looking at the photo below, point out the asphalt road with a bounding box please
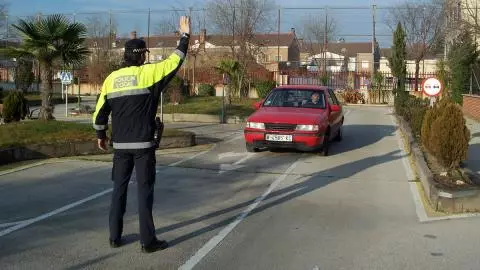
[1,106,480,270]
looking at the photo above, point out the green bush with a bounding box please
[2,91,29,123]
[394,91,409,117]
[255,80,277,98]
[428,100,470,169]
[402,96,429,137]
[198,84,215,96]
[421,97,449,152]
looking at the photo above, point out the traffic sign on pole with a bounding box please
[60,71,73,85]
[422,77,442,97]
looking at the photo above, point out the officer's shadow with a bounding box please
[153,149,404,248]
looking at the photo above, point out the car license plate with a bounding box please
[265,134,292,142]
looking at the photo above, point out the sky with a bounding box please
[5,0,404,48]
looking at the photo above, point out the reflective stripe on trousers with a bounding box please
[113,141,155,149]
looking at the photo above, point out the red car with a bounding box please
[244,85,344,156]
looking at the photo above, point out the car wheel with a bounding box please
[320,133,330,156]
[246,143,259,153]
[334,126,343,142]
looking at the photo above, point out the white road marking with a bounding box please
[224,134,243,144]
[219,153,254,174]
[0,188,113,237]
[218,152,246,159]
[344,109,351,116]
[168,144,217,167]
[0,220,31,228]
[0,143,218,238]
[389,113,429,222]
[178,157,302,270]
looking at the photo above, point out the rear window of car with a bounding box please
[262,89,326,109]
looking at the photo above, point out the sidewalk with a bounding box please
[466,117,480,175]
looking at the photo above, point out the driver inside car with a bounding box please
[303,92,322,106]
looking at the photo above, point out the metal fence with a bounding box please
[2,3,480,96]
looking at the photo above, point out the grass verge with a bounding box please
[0,120,192,148]
[161,96,259,117]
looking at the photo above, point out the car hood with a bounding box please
[248,107,327,124]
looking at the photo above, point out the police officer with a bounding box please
[92,16,190,253]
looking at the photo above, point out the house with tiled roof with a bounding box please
[299,41,380,73]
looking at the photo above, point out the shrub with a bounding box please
[428,101,470,169]
[255,80,277,98]
[165,76,184,104]
[198,84,215,96]
[2,91,29,123]
[404,96,429,137]
[394,91,409,117]
[341,89,365,104]
[421,97,450,152]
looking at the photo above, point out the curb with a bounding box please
[395,114,480,214]
[0,133,196,166]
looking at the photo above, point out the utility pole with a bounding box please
[232,5,236,59]
[324,6,328,74]
[278,8,281,63]
[147,8,151,62]
[372,1,376,76]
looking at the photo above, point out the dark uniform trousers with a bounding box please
[109,147,157,246]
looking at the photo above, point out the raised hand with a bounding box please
[179,16,191,35]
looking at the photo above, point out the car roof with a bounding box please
[275,85,329,91]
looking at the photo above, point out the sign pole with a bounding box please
[65,84,68,117]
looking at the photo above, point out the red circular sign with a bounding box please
[422,77,442,97]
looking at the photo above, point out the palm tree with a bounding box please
[215,59,242,105]
[3,14,90,120]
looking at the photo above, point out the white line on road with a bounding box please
[344,109,351,116]
[224,134,243,144]
[0,143,218,238]
[0,219,31,228]
[168,144,217,167]
[219,153,254,174]
[389,113,429,222]
[178,156,303,270]
[0,188,113,237]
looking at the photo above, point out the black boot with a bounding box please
[141,239,169,253]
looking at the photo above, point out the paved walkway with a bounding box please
[466,117,480,174]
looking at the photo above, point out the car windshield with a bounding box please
[262,89,326,109]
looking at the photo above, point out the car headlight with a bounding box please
[246,122,265,129]
[295,124,319,131]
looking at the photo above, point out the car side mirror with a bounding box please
[330,104,341,112]
[253,99,264,110]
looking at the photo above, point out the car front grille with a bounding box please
[264,123,296,131]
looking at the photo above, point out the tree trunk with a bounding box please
[38,63,54,120]
[415,59,420,92]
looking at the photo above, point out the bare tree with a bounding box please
[84,14,121,90]
[298,14,338,72]
[387,0,445,91]
[453,0,480,43]
[0,1,8,40]
[205,0,275,97]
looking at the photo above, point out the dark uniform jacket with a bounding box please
[92,35,189,150]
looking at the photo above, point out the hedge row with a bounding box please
[395,92,470,170]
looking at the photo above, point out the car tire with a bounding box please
[320,133,330,156]
[246,143,259,153]
[334,126,343,142]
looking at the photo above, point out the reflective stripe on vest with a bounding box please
[107,88,150,99]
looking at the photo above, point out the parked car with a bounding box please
[244,85,344,156]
